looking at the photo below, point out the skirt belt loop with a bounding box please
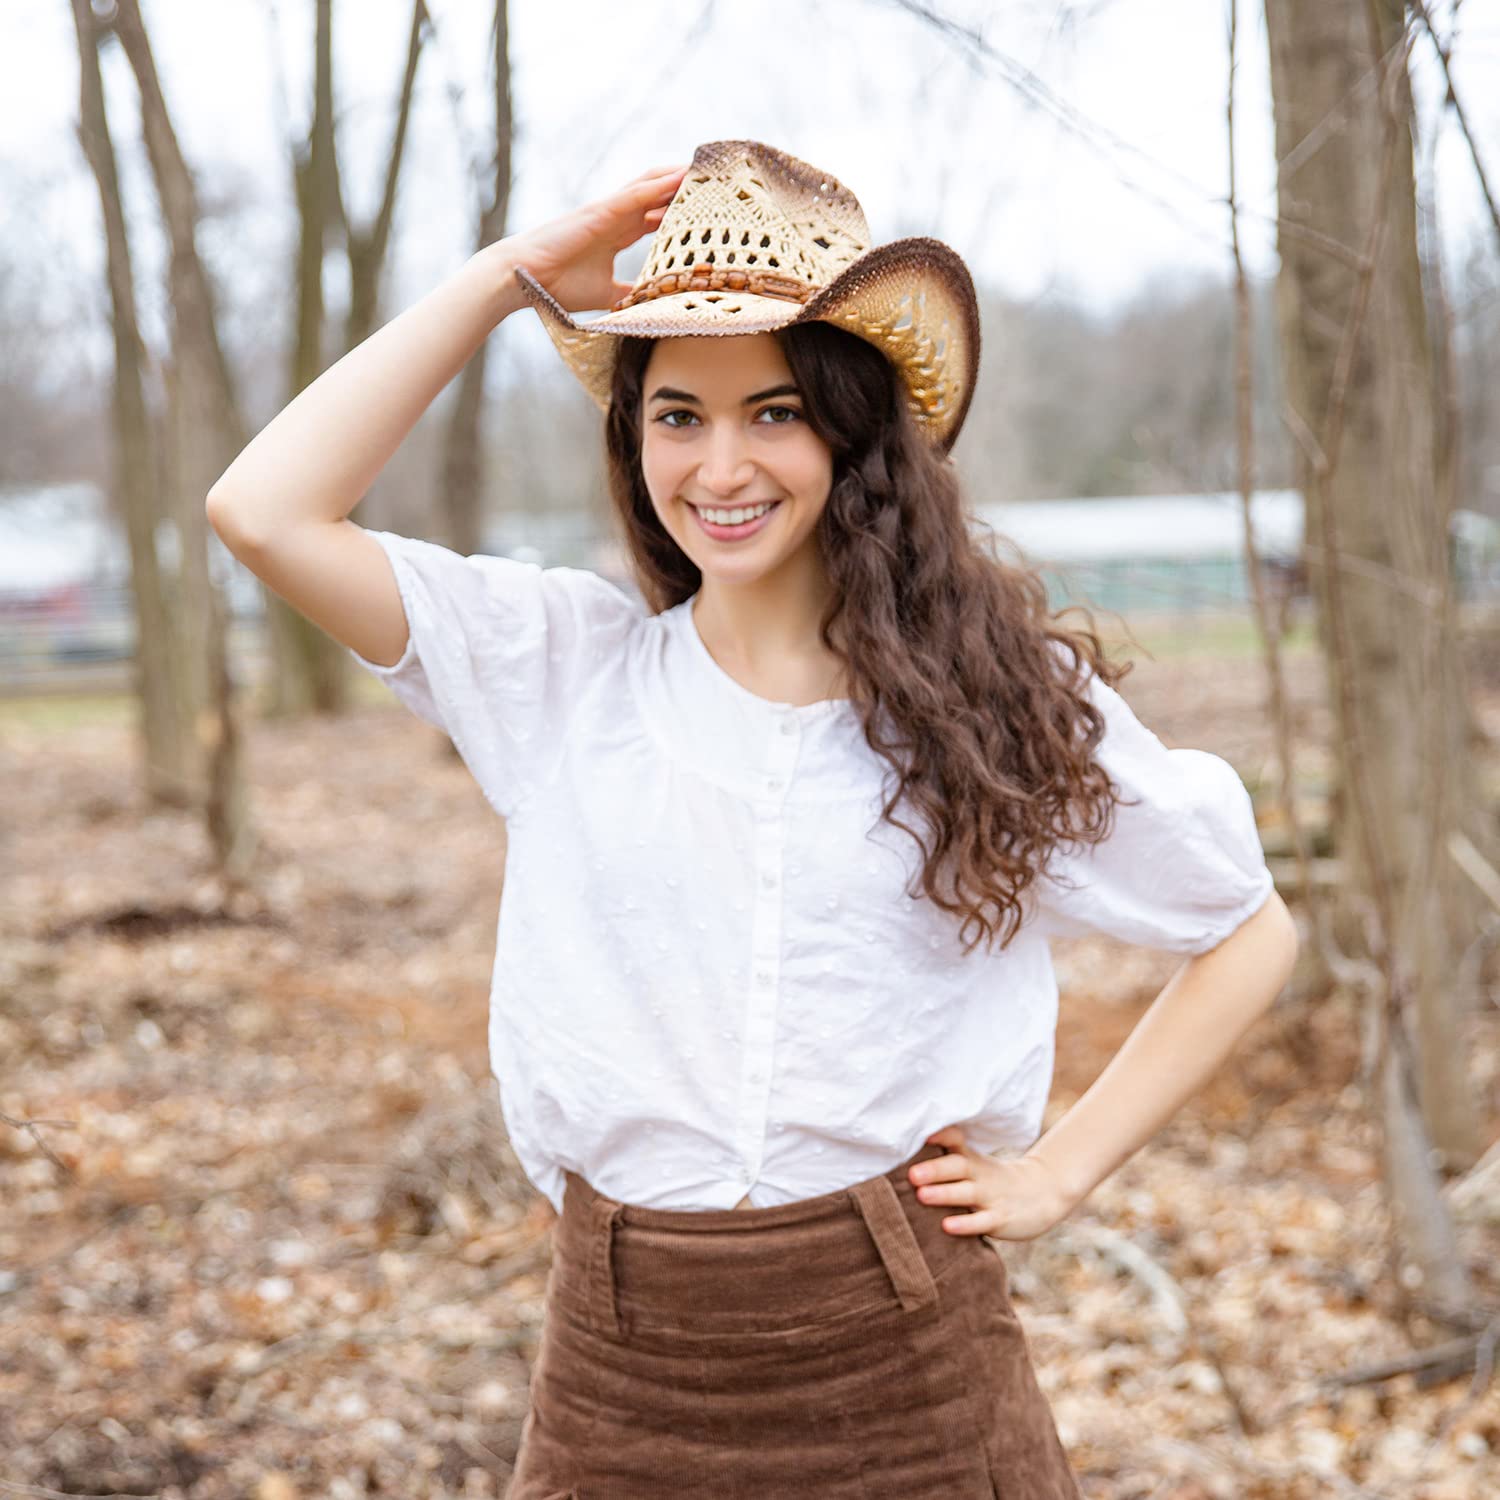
[587,1197,626,1338]
[847,1174,939,1313]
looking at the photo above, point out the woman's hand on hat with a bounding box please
[910,1125,1078,1241]
[500,163,692,314]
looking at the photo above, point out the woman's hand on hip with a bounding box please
[910,1125,1078,1240]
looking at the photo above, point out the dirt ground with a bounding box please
[2,641,1499,1499]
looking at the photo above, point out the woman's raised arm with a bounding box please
[205,163,689,666]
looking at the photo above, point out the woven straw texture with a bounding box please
[514,140,980,453]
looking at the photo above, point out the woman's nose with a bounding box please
[697,430,754,495]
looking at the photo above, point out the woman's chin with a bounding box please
[692,553,779,585]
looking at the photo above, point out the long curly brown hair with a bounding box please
[602,322,1139,957]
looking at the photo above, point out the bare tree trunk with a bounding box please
[109,0,255,884]
[69,0,180,806]
[1264,0,1482,1322]
[440,0,512,559]
[1227,0,1322,1007]
[263,0,356,718]
[262,0,428,717]
[345,0,428,352]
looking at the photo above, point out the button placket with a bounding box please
[735,709,800,1186]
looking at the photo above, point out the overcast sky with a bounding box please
[4,0,1499,377]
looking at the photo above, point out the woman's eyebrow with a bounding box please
[647,383,801,406]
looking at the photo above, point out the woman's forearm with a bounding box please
[206,239,529,545]
[1026,890,1299,1209]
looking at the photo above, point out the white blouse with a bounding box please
[348,528,1275,1215]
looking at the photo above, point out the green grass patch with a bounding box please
[1100,614,1318,661]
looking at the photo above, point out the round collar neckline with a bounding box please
[675,595,852,720]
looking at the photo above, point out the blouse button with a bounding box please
[761,871,777,890]
[766,777,783,792]
[779,718,795,736]
[755,968,772,986]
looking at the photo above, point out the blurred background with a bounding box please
[4,2,1500,1497]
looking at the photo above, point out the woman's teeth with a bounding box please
[697,501,776,525]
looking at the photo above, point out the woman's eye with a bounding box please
[654,405,801,428]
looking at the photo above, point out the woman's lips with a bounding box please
[689,500,782,541]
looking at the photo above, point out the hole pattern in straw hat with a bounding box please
[613,146,870,314]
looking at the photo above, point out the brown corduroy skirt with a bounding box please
[504,1139,1083,1499]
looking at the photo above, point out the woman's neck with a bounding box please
[692,575,851,705]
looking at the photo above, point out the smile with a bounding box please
[689,499,783,540]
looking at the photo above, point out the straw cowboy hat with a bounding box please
[512,138,982,455]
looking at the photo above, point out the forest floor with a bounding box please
[3,635,1500,1500]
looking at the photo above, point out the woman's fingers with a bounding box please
[910,1151,970,1195]
[629,162,688,182]
[603,169,686,232]
[914,1177,978,1205]
[939,1209,994,1235]
[623,165,691,196]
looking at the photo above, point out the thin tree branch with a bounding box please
[1228,0,1321,997]
[1410,0,1500,253]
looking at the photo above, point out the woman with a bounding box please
[208,141,1299,1498]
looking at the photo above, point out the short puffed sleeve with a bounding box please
[346,527,641,821]
[1029,666,1275,955]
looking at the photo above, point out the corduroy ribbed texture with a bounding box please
[503,1139,1083,1499]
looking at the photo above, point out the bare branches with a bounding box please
[883,0,1393,282]
[345,0,431,350]
[883,0,1236,258]
[1227,0,1323,1019]
[0,1107,77,1176]
[1411,0,1500,254]
[0,1476,165,1500]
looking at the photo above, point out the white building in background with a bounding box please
[973,490,1498,615]
[974,490,1303,564]
[0,481,258,607]
[971,489,1304,615]
[0,482,124,591]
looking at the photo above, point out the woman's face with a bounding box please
[638,333,834,587]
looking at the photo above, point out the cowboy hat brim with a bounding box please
[512,234,980,455]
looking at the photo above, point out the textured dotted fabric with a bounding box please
[348,527,1276,1215]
